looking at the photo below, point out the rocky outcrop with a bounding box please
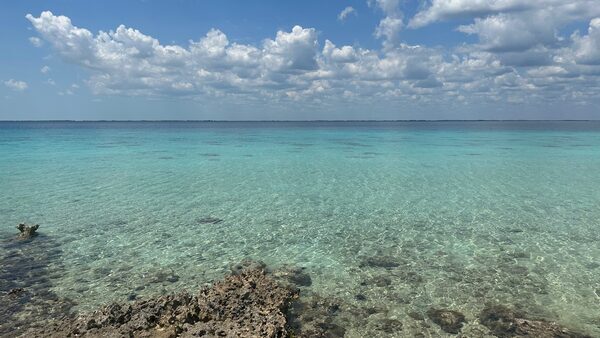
[479,304,592,338]
[16,223,39,239]
[23,267,298,337]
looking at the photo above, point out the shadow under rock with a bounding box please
[0,230,75,337]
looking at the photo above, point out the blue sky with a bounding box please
[1,0,600,120]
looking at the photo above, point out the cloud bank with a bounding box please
[25,4,600,111]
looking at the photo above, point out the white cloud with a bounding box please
[24,10,600,110]
[4,79,28,91]
[58,89,74,96]
[457,13,556,52]
[29,36,43,47]
[322,40,358,63]
[370,0,404,47]
[570,18,600,65]
[338,6,357,21]
[41,65,51,74]
[263,25,319,72]
[409,0,529,28]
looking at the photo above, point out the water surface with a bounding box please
[1,121,599,336]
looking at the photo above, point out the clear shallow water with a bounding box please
[1,121,599,337]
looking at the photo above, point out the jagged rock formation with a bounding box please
[21,267,298,337]
[16,223,39,239]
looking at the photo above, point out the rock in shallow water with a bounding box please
[426,308,466,334]
[272,266,312,287]
[359,255,401,269]
[23,266,298,338]
[196,217,223,224]
[479,304,592,338]
[16,223,39,239]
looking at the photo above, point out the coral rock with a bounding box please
[16,223,39,239]
[23,266,298,338]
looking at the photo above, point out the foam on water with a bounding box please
[1,121,599,336]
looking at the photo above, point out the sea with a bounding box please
[1,121,599,337]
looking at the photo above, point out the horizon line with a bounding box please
[0,119,598,122]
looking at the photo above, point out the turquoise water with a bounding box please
[1,121,599,336]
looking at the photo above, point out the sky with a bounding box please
[1,0,600,120]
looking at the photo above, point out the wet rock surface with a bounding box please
[16,223,39,239]
[22,266,298,338]
[479,304,592,338]
[426,308,466,334]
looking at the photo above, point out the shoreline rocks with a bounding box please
[22,265,299,338]
[3,250,595,337]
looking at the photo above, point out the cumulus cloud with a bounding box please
[409,0,529,28]
[29,36,43,47]
[4,79,28,91]
[41,65,51,74]
[413,0,600,53]
[570,18,600,65]
[24,10,600,109]
[370,0,404,47]
[338,6,357,21]
[457,14,556,52]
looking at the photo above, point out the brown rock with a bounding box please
[16,223,39,239]
[22,266,298,338]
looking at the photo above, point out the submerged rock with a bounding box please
[372,318,403,333]
[359,255,401,269]
[16,223,39,239]
[427,308,466,334]
[272,266,312,287]
[230,259,267,274]
[287,295,347,338]
[148,270,180,284]
[6,288,26,297]
[23,266,298,338]
[0,232,75,337]
[479,304,592,338]
[196,217,223,224]
[361,275,392,287]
